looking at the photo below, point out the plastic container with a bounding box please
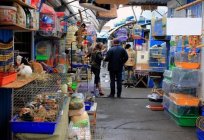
[162,94,170,110]
[168,109,197,127]
[197,129,204,140]
[163,70,172,80]
[169,93,200,106]
[162,79,197,96]
[84,101,92,111]
[0,72,17,86]
[71,82,78,91]
[172,67,200,88]
[0,6,17,24]
[11,115,59,134]
[169,100,199,117]
[175,52,200,69]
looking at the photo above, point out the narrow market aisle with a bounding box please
[91,69,197,140]
[94,97,197,140]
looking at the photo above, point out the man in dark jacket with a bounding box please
[104,39,128,98]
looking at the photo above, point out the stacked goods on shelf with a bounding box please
[13,3,26,27]
[0,0,40,30]
[149,43,166,72]
[0,41,17,86]
[0,6,17,24]
[68,93,91,139]
[162,67,200,126]
[66,25,78,49]
[39,4,67,38]
[39,4,56,36]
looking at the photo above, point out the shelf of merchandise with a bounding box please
[0,23,37,31]
[1,0,36,9]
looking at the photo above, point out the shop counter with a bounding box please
[16,98,70,140]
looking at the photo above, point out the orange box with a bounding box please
[169,93,200,106]
[175,62,200,69]
[0,72,17,86]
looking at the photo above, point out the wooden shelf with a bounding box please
[0,76,36,89]
[0,23,37,31]
[176,0,204,11]
[1,0,36,9]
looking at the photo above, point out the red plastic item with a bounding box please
[40,4,55,14]
[0,72,17,86]
[148,104,164,111]
[31,0,40,9]
[56,12,65,17]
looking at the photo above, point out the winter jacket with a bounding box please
[105,45,128,72]
[125,48,136,67]
[90,50,103,69]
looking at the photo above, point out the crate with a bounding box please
[169,109,198,127]
[197,129,204,140]
[11,115,60,134]
[172,67,200,88]
[0,72,17,86]
[169,100,199,117]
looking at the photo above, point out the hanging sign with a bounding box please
[166,18,202,35]
[96,4,117,20]
[79,0,111,12]
[95,0,128,4]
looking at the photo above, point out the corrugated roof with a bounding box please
[128,0,171,6]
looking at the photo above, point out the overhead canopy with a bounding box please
[61,0,107,31]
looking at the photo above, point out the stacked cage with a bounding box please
[11,74,69,134]
[149,43,166,72]
[162,67,200,127]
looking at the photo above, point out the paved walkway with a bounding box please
[92,68,197,140]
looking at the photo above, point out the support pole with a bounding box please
[199,2,204,99]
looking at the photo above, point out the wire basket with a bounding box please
[13,73,68,122]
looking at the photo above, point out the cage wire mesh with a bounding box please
[90,126,105,140]
[12,73,70,121]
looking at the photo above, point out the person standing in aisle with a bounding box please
[124,44,136,87]
[90,43,104,96]
[104,39,128,98]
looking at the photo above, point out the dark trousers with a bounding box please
[91,67,100,85]
[109,71,122,97]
